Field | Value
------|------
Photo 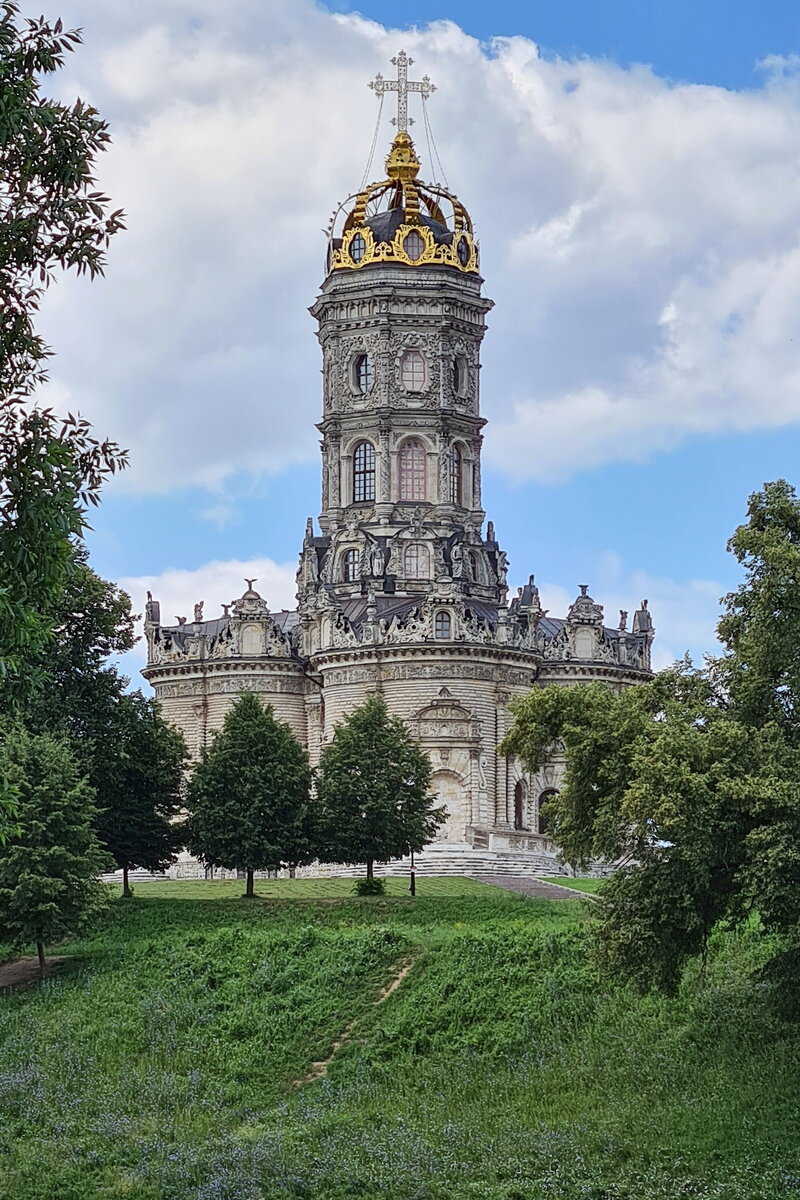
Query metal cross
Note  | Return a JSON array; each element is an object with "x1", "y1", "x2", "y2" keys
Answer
[{"x1": 369, "y1": 50, "x2": 436, "y2": 131}]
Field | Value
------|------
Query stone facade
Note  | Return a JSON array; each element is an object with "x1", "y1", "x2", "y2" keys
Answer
[{"x1": 141, "y1": 129, "x2": 655, "y2": 874}]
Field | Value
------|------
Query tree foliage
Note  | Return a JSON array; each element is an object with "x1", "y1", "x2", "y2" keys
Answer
[
  {"x1": 95, "y1": 693, "x2": 186, "y2": 896},
  {"x1": 0, "y1": 2, "x2": 126, "y2": 700},
  {"x1": 503, "y1": 481, "x2": 800, "y2": 1002},
  {"x1": 0, "y1": 723, "x2": 110, "y2": 975},
  {"x1": 187, "y1": 693, "x2": 314, "y2": 897},
  {"x1": 315, "y1": 695, "x2": 442, "y2": 879}
]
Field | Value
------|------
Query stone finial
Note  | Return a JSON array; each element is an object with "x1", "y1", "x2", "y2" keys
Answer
[
  {"x1": 176, "y1": 616, "x2": 187, "y2": 626},
  {"x1": 193, "y1": 601, "x2": 204, "y2": 623},
  {"x1": 579, "y1": 584, "x2": 589, "y2": 597},
  {"x1": 486, "y1": 520, "x2": 495, "y2": 542},
  {"x1": 305, "y1": 517, "x2": 314, "y2": 541},
  {"x1": 619, "y1": 609, "x2": 628, "y2": 631},
  {"x1": 221, "y1": 603, "x2": 231, "y2": 617}
]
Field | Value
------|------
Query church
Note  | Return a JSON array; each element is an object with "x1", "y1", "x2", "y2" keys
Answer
[{"x1": 141, "y1": 53, "x2": 655, "y2": 876}]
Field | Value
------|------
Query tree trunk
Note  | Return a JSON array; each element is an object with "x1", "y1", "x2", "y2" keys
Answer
[
  {"x1": 37, "y1": 941, "x2": 47, "y2": 980},
  {"x1": 122, "y1": 865, "x2": 131, "y2": 898},
  {"x1": 245, "y1": 868, "x2": 255, "y2": 898},
  {"x1": 366, "y1": 859, "x2": 374, "y2": 880}
]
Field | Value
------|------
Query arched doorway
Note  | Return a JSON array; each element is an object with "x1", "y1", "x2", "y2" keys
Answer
[
  {"x1": 538, "y1": 788, "x2": 558, "y2": 835},
  {"x1": 513, "y1": 781, "x2": 525, "y2": 830}
]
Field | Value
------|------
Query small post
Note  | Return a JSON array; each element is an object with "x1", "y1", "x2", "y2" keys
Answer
[{"x1": 409, "y1": 847, "x2": 416, "y2": 897}]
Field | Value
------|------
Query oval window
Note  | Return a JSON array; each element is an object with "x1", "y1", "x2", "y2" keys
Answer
[
  {"x1": 457, "y1": 236, "x2": 469, "y2": 267},
  {"x1": 452, "y1": 356, "x2": 468, "y2": 396},
  {"x1": 403, "y1": 230, "x2": 425, "y2": 261},
  {"x1": 400, "y1": 350, "x2": 425, "y2": 391},
  {"x1": 350, "y1": 232, "x2": 366, "y2": 264}
]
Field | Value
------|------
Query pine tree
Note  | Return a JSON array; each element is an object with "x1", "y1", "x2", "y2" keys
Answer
[
  {"x1": 95, "y1": 693, "x2": 187, "y2": 897},
  {"x1": 0, "y1": 725, "x2": 110, "y2": 977},
  {"x1": 315, "y1": 695, "x2": 442, "y2": 880},
  {"x1": 187, "y1": 693, "x2": 313, "y2": 897}
]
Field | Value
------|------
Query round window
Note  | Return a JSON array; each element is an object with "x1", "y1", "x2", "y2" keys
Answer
[
  {"x1": 457, "y1": 236, "x2": 469, "y2": 267},
  {"x1": 403, "y1": 230, "x2": 425, "y2": 261},
  {"x1": 350, "y1": 232, "x2": 366, "y2": 264},
  {"x1": 400, "y1": 350, "x2": 426, "y2": 391}
]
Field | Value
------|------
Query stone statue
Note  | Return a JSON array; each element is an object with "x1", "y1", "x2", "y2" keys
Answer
[
  {"x1": 194, "y1": 601, "x2": 204, "y2": 623},
  {"x1": 450, "y1": 541, "x2": 465, "y2": 579},
  {"x1": 486, "y1": 521, "x2": 495, "y2": 543},
  {"x1": 370, "y1": 545, "x2": 386, "y2": 576},
  {"x1": 497, "y1": 551, "x2": 509, "y2": 587},
  {"x1": 619, "y1": 609, "x2": 628, "y2": 631}
]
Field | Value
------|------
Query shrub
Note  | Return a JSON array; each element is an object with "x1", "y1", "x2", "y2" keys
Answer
[{"x1": 354, "y1": 877, "x2": 387, "y2": 897}]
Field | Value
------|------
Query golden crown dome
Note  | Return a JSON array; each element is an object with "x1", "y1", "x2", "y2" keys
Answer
[{"x1": 326, "y1": 131, "x2": 478, "y2": 275}]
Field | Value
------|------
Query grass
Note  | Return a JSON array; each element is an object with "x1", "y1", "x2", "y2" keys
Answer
[{"x1": 1, "y1": 878, "x2": 799, "y2": 1199}]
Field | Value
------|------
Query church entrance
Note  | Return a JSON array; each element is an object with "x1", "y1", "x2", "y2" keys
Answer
[{"x1": 431, "y1": 770, "x2": 468, "y2": 843}]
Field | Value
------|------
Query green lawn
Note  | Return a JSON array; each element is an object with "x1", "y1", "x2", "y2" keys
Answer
[{"x1": 1, "y1": 879, "x2": 799, "y2": 1199}]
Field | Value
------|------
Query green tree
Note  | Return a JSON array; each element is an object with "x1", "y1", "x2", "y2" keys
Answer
[
  {"x1": 315, "y1": 695, "x2": 442, "y2": 880},
  {"x1": 0, "y1": 2, "x2": 126, "y2": 700},
  {"x1": 502, "y1": 480, "x2": 800, "y2": 1003},
  {"x1": 187, "y1": 693, "x2": 314, "y2": 898},
  {"x1": 95, "y1": 693, "x2": 187, "y2": 898},
  {"x1": 0, "y1": 723, "x2": 110, "y2": 977}
]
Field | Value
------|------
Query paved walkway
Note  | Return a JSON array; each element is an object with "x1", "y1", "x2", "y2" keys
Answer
[{"x1": 470, "y1": 875, "x2": 596, "y2": 900}]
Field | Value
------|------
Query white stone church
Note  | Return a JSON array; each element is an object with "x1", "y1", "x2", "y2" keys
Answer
[{"x1": 141, "y1": 55, "x2": 655, "y2": 877}]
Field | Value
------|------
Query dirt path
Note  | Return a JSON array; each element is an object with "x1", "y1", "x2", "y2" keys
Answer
[
  {"x1": 0, "y1": 955, "x2": 72, "y2": 989},
  {"x1": 295, "y1": 952, "x2": 419, "y2": 1086}
]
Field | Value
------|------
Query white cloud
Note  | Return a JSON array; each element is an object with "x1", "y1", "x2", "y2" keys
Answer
[
  {"x1": 28, "y1": 3, "x2": 800, "y2": 490},
  {"x1": 116, "y1": 555, "x2": 297, "y2": 686}
]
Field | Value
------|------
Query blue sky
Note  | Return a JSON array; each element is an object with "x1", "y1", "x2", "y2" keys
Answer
[{"x1": 40, "y1": 0, "x2": 800, "y2": 676}]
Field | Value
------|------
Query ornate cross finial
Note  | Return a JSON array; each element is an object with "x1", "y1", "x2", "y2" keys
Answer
[{"x1": 369, "y1": 50, "x2": 436, "y2": 131}]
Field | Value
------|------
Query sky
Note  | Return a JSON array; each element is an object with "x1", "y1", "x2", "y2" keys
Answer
[{"x1": 30, "y1": 0, "x2": 800, "y2": 681}]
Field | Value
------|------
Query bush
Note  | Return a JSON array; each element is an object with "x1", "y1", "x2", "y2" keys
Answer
[{"x1": 354, "y1": 877, "x2": 387, "y2": 897}]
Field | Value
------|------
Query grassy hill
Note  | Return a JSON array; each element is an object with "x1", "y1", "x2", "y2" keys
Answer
[{"x1": 1, "y1": 878, "x2": 799, "y2": 1199}]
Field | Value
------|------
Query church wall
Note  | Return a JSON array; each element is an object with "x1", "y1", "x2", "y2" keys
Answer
[
  {"x1": 148, "y1": 661, "x2": 308, "y2": 760},
  {"x1": 313, "y1": 646, "x2": 537, "y2": 837}
]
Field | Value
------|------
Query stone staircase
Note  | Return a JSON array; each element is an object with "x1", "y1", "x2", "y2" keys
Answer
[
  {"x1": 101, "y1": 848, "x2": 571, "y2": 885},
  {"x1": 295, "y1": 844, "x2": 566, "y2": 880}
]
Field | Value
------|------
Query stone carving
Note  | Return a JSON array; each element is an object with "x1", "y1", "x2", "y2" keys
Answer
[{"x1": 193, "y1": 602, "x2": 204, "y2": 623}]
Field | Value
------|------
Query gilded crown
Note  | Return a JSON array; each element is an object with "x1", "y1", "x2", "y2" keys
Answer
[{"x1": 326, "y1": 131, "x2": 478, "y2": 275}]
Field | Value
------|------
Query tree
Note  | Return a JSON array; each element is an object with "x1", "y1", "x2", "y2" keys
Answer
[
  {"x1": 0, "y1": 3, "x2": 126, "y2": 701},
  {"x1": 0, "y1": 723, "x2": 110, "y2": 977},
  {"x1": 187, "y1": 693, "x2": 314, "y2": 898},
  {"x1": 95, "y1": 693, "x2": 187, "y2": 898},
  {"x1": 501, "y1": 480, "x2": 800, "y2": 1005},
  {"x1": 315, "y1": 695, "x2": 442, "y2": 880}
]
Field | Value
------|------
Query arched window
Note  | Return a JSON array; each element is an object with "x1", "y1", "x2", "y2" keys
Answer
[
  {"x1": 343, "y1": 549, "x2": 360, "y2": 583},
  {"x1": 448, "y1": 444, "x2": 463, "y2": 505},
  {"x1": 353, "y1": 441, "x2": 375, "y2": 503},
  {"x1": 400, "y1": 349, "x2": 426, "y2": 391},
  {"x1": 434, "y1": 610, "x2": 451, "y2": 640},
  {"x1": 354, "y1": 354, "x2": 373, "y2": 394},
  {"x1": 538, "y1": 788, "x2": 558, "y2": 836},
  {"x1": 514, "y1": 781, "x2": 525, "y2": 831},
  {"x1": 399, "y1": 438, "x2": 426, "y2": 501},
  {"x1": 404, "y1": 543, "x2": 430, "y2": 579}
]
